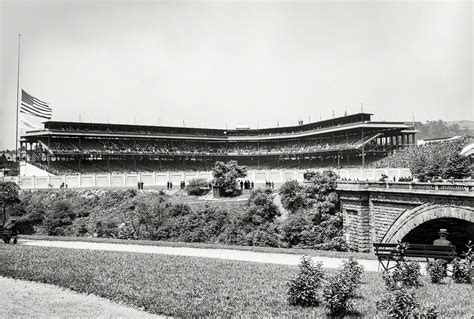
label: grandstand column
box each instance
[361,128,365,167]
[47,137,51,169]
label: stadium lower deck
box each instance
[20,113,416,175]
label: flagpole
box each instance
[15,34,21,163]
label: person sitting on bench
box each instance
[433,229,451,246]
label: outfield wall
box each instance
[11,167,411,189]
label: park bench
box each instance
[373,243,457,271]
[0,227,18,244]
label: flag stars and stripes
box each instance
[20,90,53,119]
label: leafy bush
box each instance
[287,256,324,307]
[426,260,447,283]
[376,286,420,318]
[341,257,364,288]
[383,261,422,289]
[185,178,210,196]
[279,180,305,213]
[452,258,472,284]
[377,286,439,319]
[321,272,355,315]
[244,189,280,225]
[279,170,346,251]
[313,236,348,252]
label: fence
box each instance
[338,181,474,193]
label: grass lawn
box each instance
[20,234,378,260]
[1,245,472,317]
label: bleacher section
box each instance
[20,113,415,175]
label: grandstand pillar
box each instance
[361,128,365,167]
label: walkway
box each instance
[0,276,160,318]
[21,239,381,272]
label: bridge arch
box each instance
[382,204,474,244]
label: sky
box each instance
[0,0,472,149]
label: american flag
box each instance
[20,90,53,119]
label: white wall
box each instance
[18,167,411,189]
[19,162,51,177]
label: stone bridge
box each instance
[337,181,474,253]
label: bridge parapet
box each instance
[337,181,474,252]
[337,181,473,195]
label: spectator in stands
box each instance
[240,180,244,190]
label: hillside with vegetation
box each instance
[412,120,474,140]
[3,170,347,251]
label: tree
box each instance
[279,180,305,213]
[441,153,471,179]
[279,169,346,250]
[185,178,210,196]
[211,160,247,196]
[0,181,20,226]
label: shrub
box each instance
[383,261,422,289]
[452,258,472,284]
[279,180,305,213]
[287,256,324,307]
[377,286,439,319]
[376,286,420,318]
[244,189,280,225]
[185,178,210,196]
[321,272,355,315]
[426,260,447,283]
[313,236,348,252]
[341,257,364,287]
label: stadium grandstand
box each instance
[19,113,415,175]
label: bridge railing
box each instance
[337,181,474,193]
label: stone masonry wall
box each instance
[340,189,474,253]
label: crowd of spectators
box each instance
[40,135,375,157]
[372,136,473,180]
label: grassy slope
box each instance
[20,234,378,260]
[1,245,472,317]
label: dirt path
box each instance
[21,239,381,272]
[0,276,161,318]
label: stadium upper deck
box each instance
[20,113,416,174]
